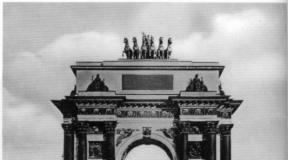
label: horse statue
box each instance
[141,33,148,59]
[164,37,172,59]
[123,37,132,59]
[149,36,156,59]
[157,37,165,59]
[132,37,140,59]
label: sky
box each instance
[3,3,287,160]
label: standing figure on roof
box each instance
[141,33,148,59]
[157,37,165,59]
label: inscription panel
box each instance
[122,74,173,90]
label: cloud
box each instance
[3,8,286,160]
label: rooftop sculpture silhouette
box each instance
[123,32,172,59]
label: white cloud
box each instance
[3,8,286,160]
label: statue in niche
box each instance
[164,38,172,59]
[132,37,140,59]
[123,38,133,59]
[141,33,148,59]
[89,142,102,158]
[188,142,202,158]
[157,37,165,59]
[186,74,208,92]
[86,74,109,92]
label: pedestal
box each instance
[219,124,233,160]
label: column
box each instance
[77,123,88,160]
[219,124,233,160]
[178,122,188,160]
[205,121,218,160]
[104,121,117,160]
[62,124,74,160]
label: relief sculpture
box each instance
[188,142,203,159]
[86,74,109,91]
[186,74,208,92]
[116,128,139,146]
[88,141,102,159]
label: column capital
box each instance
[205,121,218,134]
[104,121,117,134]
[76,122,90,133]
[219,124,233,135]
[62,124,74,134]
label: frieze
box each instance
[78,108,115,115]
[178,102,219,108]
[76,103,117,108]
[116,128,139,146]
[181,108,217,116]
[116,109,174,118]
[188,142,203,159]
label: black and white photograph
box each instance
[3,2,287,160]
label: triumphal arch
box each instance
[52,34,242,160]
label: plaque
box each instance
[122,74,173,90]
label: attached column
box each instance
[177,122,189,160]
[77,123,88,160]
[205,121,218,160]
[62,124,74,160]
[104,121,117,160]
[219,124,233,160]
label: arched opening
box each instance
[124,144,170,160]
[121,138,173,160]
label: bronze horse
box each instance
[157,37,165,59]
[164,38,172,59]
[123,38,133,59]
[132,37,140,59]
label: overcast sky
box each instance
[3,3,287,160]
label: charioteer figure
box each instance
[123,33,172,59]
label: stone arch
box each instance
[116,133,177,160]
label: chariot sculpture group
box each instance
[123,33,172,59]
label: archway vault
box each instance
[116,133,177,160]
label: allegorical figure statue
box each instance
[141,33,148,59]
[157,37,165,59]
[123,37,133,59]
[87,74,109,91]
[132,37,140,59]
[186,74,208,92]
